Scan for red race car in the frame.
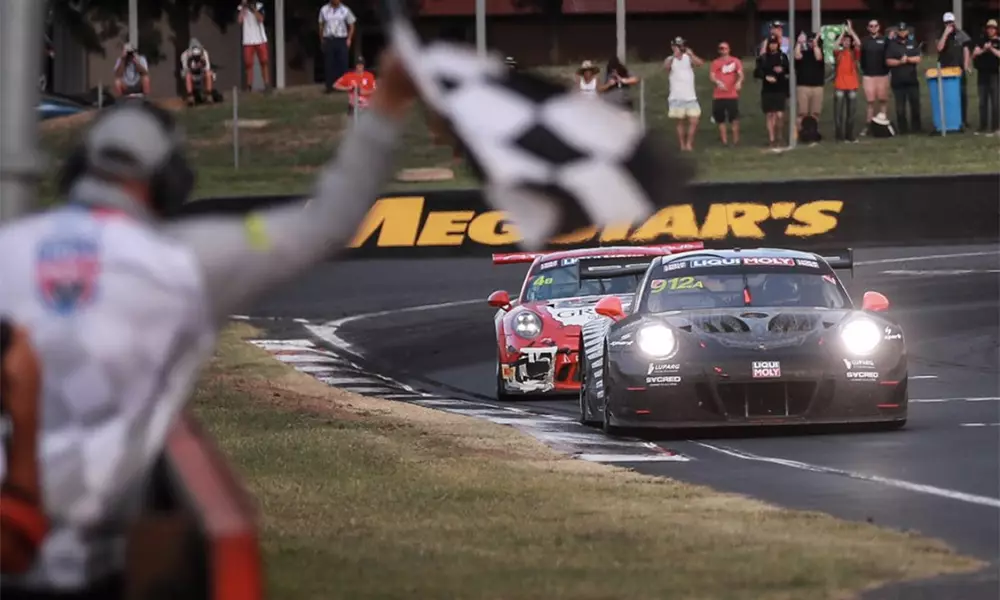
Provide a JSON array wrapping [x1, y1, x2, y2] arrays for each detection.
[[488, 243, 704, 400]]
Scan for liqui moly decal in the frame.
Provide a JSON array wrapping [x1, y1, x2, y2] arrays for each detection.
[[751, 361, 781, 378]]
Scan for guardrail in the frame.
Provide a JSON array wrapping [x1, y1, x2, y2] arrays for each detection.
[[177, 173, 1000, 259]]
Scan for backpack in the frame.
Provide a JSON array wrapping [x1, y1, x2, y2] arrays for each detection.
[[799, 115, 822, 143]]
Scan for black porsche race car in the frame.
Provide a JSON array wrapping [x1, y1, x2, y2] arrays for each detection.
[[577, 248, 907, 433]]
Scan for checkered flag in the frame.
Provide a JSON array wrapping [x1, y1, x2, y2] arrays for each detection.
[[381, 2, 696, 250]]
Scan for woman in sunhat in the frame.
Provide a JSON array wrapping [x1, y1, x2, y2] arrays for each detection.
[[575, 60, 600, 98]]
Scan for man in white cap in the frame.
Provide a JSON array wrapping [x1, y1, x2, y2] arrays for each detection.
[[0, 48, 416, 599], [937, 11, 973, 128]]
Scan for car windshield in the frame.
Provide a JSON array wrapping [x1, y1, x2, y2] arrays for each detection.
[[522, 264, 642, 302], [642, 259, 850, 312]]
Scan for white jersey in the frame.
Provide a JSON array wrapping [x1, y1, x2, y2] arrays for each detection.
[[667, 54, 698, 102], [0, 109, 403, 592], [238, 2, 267, 46], [578, 76, 598, 97]]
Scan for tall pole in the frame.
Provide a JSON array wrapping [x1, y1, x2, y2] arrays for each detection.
[[952, 0, 962, 30], [475, 0, 486, 57], [787, 0, 797, 149], [616, 0, 626, 62], [276, 0, 286, 89], [129, 0, 138, 47], [811, 0, 821, 34], [0, 0, 47, 221]]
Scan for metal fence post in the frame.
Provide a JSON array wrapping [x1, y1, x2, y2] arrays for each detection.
[[98, 81, 104, 109], [936, 62, 947, 137], [233, 86, 240, 169], [639, 78, 646, 130]]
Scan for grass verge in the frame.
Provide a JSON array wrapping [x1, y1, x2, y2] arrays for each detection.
[[38, 58, 998, 204], [193, 323, 984, 600]]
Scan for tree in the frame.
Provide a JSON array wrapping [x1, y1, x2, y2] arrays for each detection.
[[512, 0, 563, 64]]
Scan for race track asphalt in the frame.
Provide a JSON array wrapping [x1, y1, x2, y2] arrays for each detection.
[[250, 244, 1000, 597]]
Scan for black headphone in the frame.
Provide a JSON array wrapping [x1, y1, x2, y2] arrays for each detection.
[[57, 100, 196, 218]]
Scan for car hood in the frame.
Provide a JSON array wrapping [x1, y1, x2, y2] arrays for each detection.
[[522, 294, 635, 328], [654, 307, 854, 349]]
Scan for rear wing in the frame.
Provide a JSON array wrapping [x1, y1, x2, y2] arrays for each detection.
[[491, 242, 705, 265], [819, 248, 854, 277], [579, 257, 656, 279]]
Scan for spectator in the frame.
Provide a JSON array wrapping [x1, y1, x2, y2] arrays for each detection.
[[937, 12, 973, 129], [600, 56, 640, 111], [335, 57, 377, 113], [885, 22, 922, 134], [709, 40, 743, 146], [860, 19, 890, 132], [179, 39, 215, 106], [971, 19, 1000, 135], [664, 37, 704, 151], [0, 48, 417, 599], [794, 30, 826, 133], [575, 60, 600, 99], [238, 1, 270, 92], [0, 319, 48, 577], [319, 0, 357, 94], [505, 56, 518, 73], [112, 43, 150, 98], [755, 35, 791, 148], [833, 23, 862, 142], [760, 21, 791, 56]]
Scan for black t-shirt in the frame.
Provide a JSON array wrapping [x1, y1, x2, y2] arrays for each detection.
[[860, 35, 889, 76], [939, 29, 972, 68], [885, 37, 920, 86], [756, 51, 790, 94], [974, 36, 1000, 79], [795, 44, 826, 86]]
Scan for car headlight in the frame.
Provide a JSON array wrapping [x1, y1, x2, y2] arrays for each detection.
[[841, 318, 882, 356], [637, 324, 676, 358], [513, 310, 542, 339]]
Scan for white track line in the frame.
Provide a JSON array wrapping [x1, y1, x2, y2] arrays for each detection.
[[694, 442, 1000, 509], [855, 250, 999, 266], [908, 375, 938, 380], [910, 397, 1000, 403], [959, 423, 1000, 427]]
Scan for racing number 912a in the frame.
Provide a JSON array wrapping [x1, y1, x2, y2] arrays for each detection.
[[651, 277, 704, 293]]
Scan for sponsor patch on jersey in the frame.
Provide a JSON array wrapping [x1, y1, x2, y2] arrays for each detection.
[[36, 235, 101, 315], [751, 361, 781, 378]]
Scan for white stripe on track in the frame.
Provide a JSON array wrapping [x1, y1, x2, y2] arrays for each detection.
[[855, 250, 1000, 266], [910, 397, 1000, 403], [694, 442, 1000, 509]]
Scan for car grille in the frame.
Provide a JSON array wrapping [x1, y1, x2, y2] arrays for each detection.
[[767, 313, 821, 333], [692, 315, 751, 334], [718, 382, 817, 418]]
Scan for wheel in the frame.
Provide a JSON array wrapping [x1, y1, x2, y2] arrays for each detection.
[[496, 352, 514, 402], [578, 338, 600, 426], [600, 349, 623, 436]]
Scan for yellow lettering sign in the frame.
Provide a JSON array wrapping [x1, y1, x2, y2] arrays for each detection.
[[348, 196, 425, 248], [786, 201, 843, 237], [468, 211, 520, 245], [417, 210, 475, 246], [630, 204, 700, 241]]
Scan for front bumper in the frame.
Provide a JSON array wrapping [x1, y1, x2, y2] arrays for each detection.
[[500, 346, 581, 396], [605, 350, 908, 428]]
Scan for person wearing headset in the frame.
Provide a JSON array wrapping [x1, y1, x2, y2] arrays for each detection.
[[0, 47, 416, 599]]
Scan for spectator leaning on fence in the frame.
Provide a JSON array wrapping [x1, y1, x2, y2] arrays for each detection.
[[971, 19, 1000, 135], [833, 24, 862, 142], [885, 23, 922, 134], [238, 1, 270, 92], [575, 60, 600, 99], [0, 48, 418, 600], [709, 40, 743, 146], [319, 0, 357, 94], [794, 30, 826, 134], [112, 43, 150, 98], [859, 19, 889, 133], [601, 56, 639, 111], [937, 12, 973, 129], [756, 35, 791, 148], [665, 37, 704, 151]]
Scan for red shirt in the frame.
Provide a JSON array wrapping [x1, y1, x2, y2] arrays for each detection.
[[834, 48, 861, 90], [711, 57, 743, 99], [335, 71, 377, 94]]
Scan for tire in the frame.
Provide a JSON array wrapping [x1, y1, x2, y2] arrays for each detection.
[[578, 337, 600, 426], [600, 348, 623, 436]]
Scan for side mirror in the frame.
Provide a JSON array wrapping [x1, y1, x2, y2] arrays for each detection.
[[595, 296, 625, 320], [488, 290, 512, 311], [862, 291, 890, 312]]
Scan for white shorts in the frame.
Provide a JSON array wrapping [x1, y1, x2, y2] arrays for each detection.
[[668, 99, 701, 119]]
